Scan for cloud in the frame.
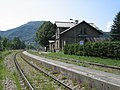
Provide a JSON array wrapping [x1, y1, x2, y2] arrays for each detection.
[[105, 21, 113, 32]]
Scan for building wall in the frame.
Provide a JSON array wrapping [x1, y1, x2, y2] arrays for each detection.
[[55, 28, 60, 52], [49, 42, 55, 52], [60, 23, 102, 50], [55, 27, 69, 52]]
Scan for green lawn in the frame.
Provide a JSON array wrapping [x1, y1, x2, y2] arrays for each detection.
[[46, 52, 120, 67], [28, 50, 120, 67], [27, 50, 120, 75]]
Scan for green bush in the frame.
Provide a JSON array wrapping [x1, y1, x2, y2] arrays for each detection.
[[64, 42, 120, 59]]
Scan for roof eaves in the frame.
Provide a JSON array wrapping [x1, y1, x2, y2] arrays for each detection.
[[60, 24, 76, 35], [60, 21, 85, 35], [60, 20, 103, 35]]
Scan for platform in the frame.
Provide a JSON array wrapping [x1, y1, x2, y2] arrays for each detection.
[[23, 51, 120, 90]]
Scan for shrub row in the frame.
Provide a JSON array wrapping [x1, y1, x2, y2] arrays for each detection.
[[64, 42, 120, 59]]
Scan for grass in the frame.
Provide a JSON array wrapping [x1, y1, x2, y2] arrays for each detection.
[[27, 50, 120, 75], [27, 50, 100, 89], [17, 54, 60, 90], [45, 52, 120, 67], [0, 50, 13, 89], [27, 50, 120, 67], [0, 50, 22, 90], [0, 59, 5, 89], [13, 72, 22, 90]]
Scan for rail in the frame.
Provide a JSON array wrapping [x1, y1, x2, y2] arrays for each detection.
[[20, 53, 73, 90], [14, 53, 34, 90]]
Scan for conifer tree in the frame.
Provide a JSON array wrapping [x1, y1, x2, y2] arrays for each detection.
[[111, 11, 120, 41]]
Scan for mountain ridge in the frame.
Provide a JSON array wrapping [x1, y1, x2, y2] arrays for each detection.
[[0, 21, 44, 44]]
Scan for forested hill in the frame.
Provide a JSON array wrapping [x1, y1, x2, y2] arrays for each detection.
[[0, 21, 44, 44]]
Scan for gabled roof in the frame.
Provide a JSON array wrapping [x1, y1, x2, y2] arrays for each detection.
[[89, 23, 100, 30], [55, 21, 76, 28], [60, 21, 103, 35]]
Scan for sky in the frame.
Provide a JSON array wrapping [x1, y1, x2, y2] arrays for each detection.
[[0, 0, 120, 32]]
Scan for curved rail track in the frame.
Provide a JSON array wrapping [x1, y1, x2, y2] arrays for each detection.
[[14, 53, 74, 90], [14, 53, 34, 90]]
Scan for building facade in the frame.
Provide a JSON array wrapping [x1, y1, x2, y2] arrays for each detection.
[[49, 20, 103, 52]]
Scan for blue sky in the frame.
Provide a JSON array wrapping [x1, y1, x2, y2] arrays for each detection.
[[0, 0, 120, 31]]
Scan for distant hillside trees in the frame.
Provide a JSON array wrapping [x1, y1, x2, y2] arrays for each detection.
[[2, 37, 11, 50], [0, 36, 3, 50], [36, 21, 56, 47], [0, 36, 26, 51], [0, 21, 44, 45], [11, 37, 26, 49], [111, 11, 120, 41]]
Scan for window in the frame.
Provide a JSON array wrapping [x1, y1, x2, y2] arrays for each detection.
[[64, 40, 66, 46], [80, 28, 82, 34], [83, 28, 86, 34], [57, 41, 59, 48], [80, 28, 86, 35]]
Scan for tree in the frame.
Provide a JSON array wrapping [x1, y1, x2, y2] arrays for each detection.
[[11, 37, 26, 49], [20, 41, 26, 49], [111, 11, 120, 41], [0, 36, 2, 51], [0, 37, 12, 50], [0, 36, 26, 50], [2, 37, 10, 50], [0, 36, 2, 41], [36, 21, 56, 47]]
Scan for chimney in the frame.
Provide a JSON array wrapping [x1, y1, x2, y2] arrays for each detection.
[[75, 20, 79, 24]]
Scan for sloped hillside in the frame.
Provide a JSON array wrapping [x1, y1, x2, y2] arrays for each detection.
[[0, 21, 44, 44]]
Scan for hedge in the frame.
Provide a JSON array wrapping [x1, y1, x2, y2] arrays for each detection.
[[64, 42, 120, 59]]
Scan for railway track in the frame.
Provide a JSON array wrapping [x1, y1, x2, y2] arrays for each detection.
[[14, 53, 34, 90], [18, 51, 120, 90], [14, 53, 78, 90]]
